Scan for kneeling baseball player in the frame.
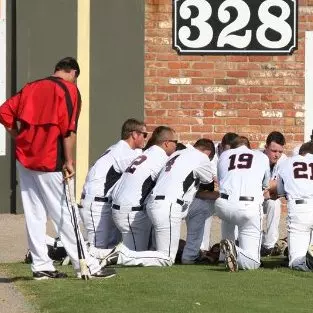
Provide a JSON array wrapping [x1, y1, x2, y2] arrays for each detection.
[[215, 136, 271, 271]]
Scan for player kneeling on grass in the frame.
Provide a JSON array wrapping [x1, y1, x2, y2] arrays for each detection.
[[101, 139, 215, 267], [215, 136, 271, 271], [276, 141, 313, 271]]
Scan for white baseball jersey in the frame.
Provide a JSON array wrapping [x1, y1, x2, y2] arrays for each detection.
[[82, 140, 141, 197], [277, 154, 313, 200], [218, 146, 271, 203], [148, 145, 215, 203], [111, 145, 169, 207]]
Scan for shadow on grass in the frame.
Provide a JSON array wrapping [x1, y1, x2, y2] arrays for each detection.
[[0, 276, 33, 283], [261, 256, 289, 269]]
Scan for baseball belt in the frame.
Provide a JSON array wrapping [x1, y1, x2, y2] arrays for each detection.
[[220, 193, 254, 202], [112, 204, 143, 212], [154, 195, 184, 206], [81, 194, 110, 203]]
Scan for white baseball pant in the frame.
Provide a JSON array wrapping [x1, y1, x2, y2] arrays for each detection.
[[17, 162, 101, 275], [79, 195, 121, 248], [287, 200, 313, 271], [182, 198, 215, 263], [117, 198, 184, 266], [262, 198, 281, 249], [215, 197, 263, 270], [112, 206, 152, 251]]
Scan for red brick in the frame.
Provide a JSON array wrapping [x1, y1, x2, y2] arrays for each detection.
[[203, 118, 225, 125], [238, 110, 261, 118], [215, 95, 237, 102], [191, 125, 213, 132], [146, 109, 167, 116], [168, 62, 190, 69], [192, 94, 214, 101], [226, 118, 249, 125], [157, 86, 178, 93], [215, 126, 237, 133], [237, 94, 261, 102], [249, 118, 272, 125], [167, 110, 189, 117], [228, 87, 250, 94], [192, 78, 214, 85], [169, 94, 192, 101], [179, 85, 204, 93], [227, 71, 249, 78], [145, 93, 168, 101], [181, 102, 202, 109], [192, 63, 214, 69], [214, 78, 237, 85], [159, 101, 181, 109]]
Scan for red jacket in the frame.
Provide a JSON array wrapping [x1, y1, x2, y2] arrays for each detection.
[[0, 76, 81, 171]]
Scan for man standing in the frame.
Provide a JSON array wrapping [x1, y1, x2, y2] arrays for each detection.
[[80, 118, 145, 257], [277, 142, 313, 271], [102, 139, 215, 267], [215, 136, 270, 271], [111, 126, 177, 251], [261, 131, 287, 256], [0, 57, 115, 279]]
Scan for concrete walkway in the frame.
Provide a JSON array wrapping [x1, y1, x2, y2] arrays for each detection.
[[0, 214, 33, 313]]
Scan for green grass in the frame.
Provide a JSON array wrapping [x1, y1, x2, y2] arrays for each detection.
[[1, 259, 313, 313]]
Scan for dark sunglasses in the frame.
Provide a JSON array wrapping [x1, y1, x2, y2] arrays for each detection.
[[134, 130, 148, 139]]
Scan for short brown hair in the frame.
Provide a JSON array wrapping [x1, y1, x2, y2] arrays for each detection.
[[194, 138, 215, 160], [230, 136, 251, 149], [121, 118, 146, 140]]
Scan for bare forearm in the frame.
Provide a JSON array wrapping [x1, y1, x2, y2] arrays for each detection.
[[63, 132, 76, 178], [63, 132, 76, 163]]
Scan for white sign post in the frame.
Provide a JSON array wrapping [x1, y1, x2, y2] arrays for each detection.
[[0, 0, 6, 155]]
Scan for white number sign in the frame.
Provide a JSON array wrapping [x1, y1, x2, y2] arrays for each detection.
[[173, 0, 297, 54]]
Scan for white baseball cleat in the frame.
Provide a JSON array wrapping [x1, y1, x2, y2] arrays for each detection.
[[220, 239, 238, 272], [100, 242, 123, 267]]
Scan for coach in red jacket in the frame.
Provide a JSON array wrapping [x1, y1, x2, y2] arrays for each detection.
[[0, 57, 115, 280]]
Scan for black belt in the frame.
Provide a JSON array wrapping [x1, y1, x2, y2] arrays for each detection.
[[81, 194, 110, 203], [112, 204, 143, 212], [220, 193, 254, 202], [154, 195, 184, 206], [295, 199, 307, 204]]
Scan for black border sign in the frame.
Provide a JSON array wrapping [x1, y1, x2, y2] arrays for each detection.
[[173, 0, 298, 55]]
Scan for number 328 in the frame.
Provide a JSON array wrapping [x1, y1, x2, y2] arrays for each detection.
[[175, 0, 295, 50]]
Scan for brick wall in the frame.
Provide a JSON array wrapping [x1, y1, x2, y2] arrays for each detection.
[[144, 0, 313, 152]]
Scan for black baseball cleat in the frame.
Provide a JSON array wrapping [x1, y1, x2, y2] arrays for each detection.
[[91, 267, 117, 279], [100, 243, 122, 267], [33, 270, 68, 280], [260, 245, 274, 257]]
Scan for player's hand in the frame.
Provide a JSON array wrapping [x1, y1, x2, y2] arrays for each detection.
[[263, 188, 270, 200], [63, 161, 75, 179]]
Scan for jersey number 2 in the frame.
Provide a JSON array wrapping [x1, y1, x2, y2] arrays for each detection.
[[228, 153, 253, 171], [125, 155, 147, 174]]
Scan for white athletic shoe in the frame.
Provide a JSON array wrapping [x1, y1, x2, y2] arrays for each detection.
[[100, 242, 123, 267], [220, 239, 238, 272]]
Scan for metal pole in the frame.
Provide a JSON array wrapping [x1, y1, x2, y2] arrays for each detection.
[[10, 0, 16, 214]]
